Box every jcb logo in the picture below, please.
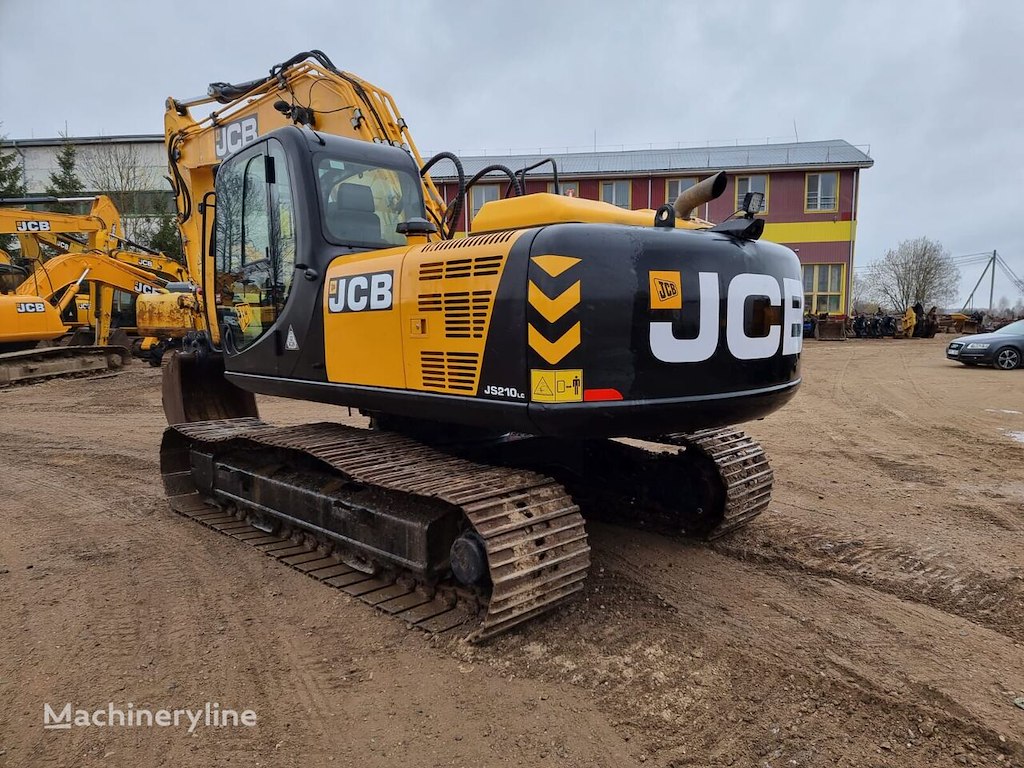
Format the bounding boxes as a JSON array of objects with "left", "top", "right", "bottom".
[
  {"left": 16, "top": 220, "right": 50, "bottom": 232},
  {"left": 16, "top": 302, "right": 46, "bottom": 313},
  {"left": 327, "top": 271, "right": 393, "bottom": 313},
  {"left": 137, "top": 258, "right": 154, "bottom": 268},
  {"left": 649, "top": 271, "right": 682, "bottom": 310},
  {"left": 215, "top": 116, "right": 259, "bottom": 159},
  {"left": 650, "top": 271, "right": 803, "bottom": 363},
  {"left": 133, "top": 282, "right": 158, "bottom": 294}
]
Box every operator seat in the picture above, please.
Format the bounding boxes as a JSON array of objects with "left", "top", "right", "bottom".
[{"left": 327, "top": 184, "right": 382, "bottom": 244}]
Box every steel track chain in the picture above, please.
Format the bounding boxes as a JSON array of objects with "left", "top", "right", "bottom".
[
  {"left": 658, "top": 427, "right": 774, "bottom": 538},
  {"left": 161, "top": 418, "right": 590, "bottom": 642}
]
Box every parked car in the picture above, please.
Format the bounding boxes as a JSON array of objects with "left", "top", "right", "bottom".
[{"left": 946, "top": 319, "right": 1024, "bottom": 370}]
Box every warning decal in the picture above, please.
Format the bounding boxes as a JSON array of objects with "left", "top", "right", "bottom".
[
  {"left": 530, "top": 369, "right": 583, "bottom": 403},
  {"left": 285, "top": 325, "right": 299, "bottom": 351}
]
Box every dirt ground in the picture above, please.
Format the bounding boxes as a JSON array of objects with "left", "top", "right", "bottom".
[{"left": 0, "top": 336, "right": 1021, "bottom": 767}]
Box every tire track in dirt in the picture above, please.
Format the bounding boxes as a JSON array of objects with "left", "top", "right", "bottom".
[
  {"left": 716, "top": 516, "right": 1024, "bottom": 643},
  {"left": 574, "top": 525, "right": 1023, "bottom": 763}
]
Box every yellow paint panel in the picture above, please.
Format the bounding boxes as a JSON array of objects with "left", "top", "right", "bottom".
[
  {"left": 531, "top": 369, "right": 583, "bottom": 403},
  {"left": 762, "top": 220, "right": 854, "bottom": 244},
  {"left": 649, "top": 271, "right": 682, "bottom": 309},
  {"left": 401, "top": 232, "right": 521, "bottom": 394},
  {"left": 528, "top": 280, "right": 581, "bottom": 322},
  {"left": 323, "top": 248, "right": 407, "bottom": 388}
]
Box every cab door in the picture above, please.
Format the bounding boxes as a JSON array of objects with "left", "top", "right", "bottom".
[{"left": 212, "top": 139, "right": 299, "bottom": 376}]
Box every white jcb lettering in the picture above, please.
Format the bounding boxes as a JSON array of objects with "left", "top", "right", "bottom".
[
  {"left": 326, "top": 271, "right": 394, "bottom": 313},
  {"left": 346, "top": 276, "right": 369, "bottom": 311},
  {"left": 15, "top": 220, "right": 50, "bottom": 232},
  {"left": 16, "top": 302, "right": 47, "bottom": 313},
  {"left": 782, "top": 277, "right": 803, "bottom": 356},
  {"left": 214, "top": 116, "right": 260, "bottom": 159},
  {"left": 649, "top": 272, "right": 719, "bottom": 363},
  {"left": 328, "top": 278, "right": 347, "bottom": 313},
  {"left": 650, "top": 271, "right": 800, "bottom": 363},
  {"left": 727, "top": 273, "right": 780, "bottom": 361},
  {"left": 369, "top": 272, "right": 393, "bottom": 310}
]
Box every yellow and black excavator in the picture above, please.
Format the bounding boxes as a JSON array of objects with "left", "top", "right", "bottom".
[
  {"left": 148, "top": 51, "right": 803, "bottom": 640},
  {"left": 0, "top": 237, "right": 171, "bottom": 385},
  {"left": 0, "top": 196, "right": 190, "bottom": 372}
]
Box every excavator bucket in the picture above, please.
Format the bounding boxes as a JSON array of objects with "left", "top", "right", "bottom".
[
  {"left": 815, "top": 317, "right": 848, "bottom": 340},
  {"left": 161, "top": 350, "right": 258, "bottom": 425}
]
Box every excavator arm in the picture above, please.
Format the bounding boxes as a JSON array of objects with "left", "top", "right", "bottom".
[
  {"left": 11, "top": 251, "right": 166, "bottom": 346},
  {"left": 162, "top": 51, "right": 446, "bottom": 343},
  {"left": 0, "top": 195, "right": 123, "bottom": 252}
]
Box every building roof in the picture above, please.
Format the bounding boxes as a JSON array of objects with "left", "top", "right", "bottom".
[
  {"left": 426, "top": 139, "right": 873, "bottom": 181},
  {"left": 2, "top": 134, "right": 872, "bottom": 179},
  {"left": 1, "top": 134, "right": 165, "bottom": 148}
]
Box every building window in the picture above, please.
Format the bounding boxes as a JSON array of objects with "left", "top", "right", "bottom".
[
  {"left": 547, "top": 181, "right": 579, "bottom": 197},
  {"left": 802, "top": 264, "right": 844, "bottom": 314},
  {"left": 666, "top": 178, "right": 699, "bottom": 214},
  {"left": 805, "top": 172, "right": 838, "bottom": 212},
  {"left": 470, "top": 184, "right": 500, "bottom": 219},
  {"left": 735, "top": 174, "right": 768, "bottom": 213},
  {"left": 600, "top": 180, "right": 630, "bottom": 208}
]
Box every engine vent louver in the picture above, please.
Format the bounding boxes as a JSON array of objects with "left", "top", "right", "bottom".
[
  {"left": 418, "top": 254, "right": 504, "bottom": 281},
  {"left": 419, "top": 351, "right": 479, "bottom": 393},
  {"left": 417, "top": 291, "right": 492, "bottom": 338},
  {"left": 420, "top": 231, "right": 516, "bottom": 252}
]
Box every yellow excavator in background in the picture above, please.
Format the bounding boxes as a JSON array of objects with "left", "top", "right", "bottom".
[
  {"left": 149, "top": 51, "right": 803, "bottom": 641},
  {"left": 0, "top": 250, "right": 172, "bottom": 384},
  {"left": 1, "top": 196, "right": 190, "bottom": 368}
]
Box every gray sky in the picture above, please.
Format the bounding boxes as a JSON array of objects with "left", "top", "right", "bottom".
[{"left": 2, "top": 0, "right": 1022, "bottom": 305}]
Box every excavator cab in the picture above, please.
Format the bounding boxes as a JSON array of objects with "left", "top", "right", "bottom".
[{"left": 207, "top": 127, "right": 423, "bottom": 374}]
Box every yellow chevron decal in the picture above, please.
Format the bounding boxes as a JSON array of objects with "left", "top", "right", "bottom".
[
  {"left": 528, "top": 280, "right": 581, "bottom": 323},
  {"left": 528, "top": 321, "right": 581, "bottom": 365},
  {"left": 531, "top": 255, "right": 580, "bottom": 277}
]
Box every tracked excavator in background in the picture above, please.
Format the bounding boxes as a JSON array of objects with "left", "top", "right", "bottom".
[
  {"left": 148, "top": 51, "right": 803, "bottom": 640},
  {"left": 0, "top": 196, "right": 190, "bottom": 375},
  {"left": 0, "top": 248, "right": 171, "bottom": 385}
]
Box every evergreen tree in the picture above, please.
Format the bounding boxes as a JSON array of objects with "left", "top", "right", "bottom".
[
  {"left": 0, "top": 140, "right": 26, "bottom": 198},
  {"left": 0, "top": 135, "right": 27, "bottom": 250},
  {"left": 146, "top": 215, "right": 184, "bottom": 262},
  {"left": 46, "top": 136, "right": 84, "bottom": 211}
]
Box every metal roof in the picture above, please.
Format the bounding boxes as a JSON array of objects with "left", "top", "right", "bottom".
[
  {"left": 426, "top": 139, "right": 873, "bottom": 181},
  {"left": 1, "top": 135, "right": 872, "bottom": 178},
  {"left": 1, "top": 134, "right": 164, "bottom": 148}
]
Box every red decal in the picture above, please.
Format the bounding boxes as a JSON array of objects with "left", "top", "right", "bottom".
[{"left": 583, "top": 388, "right": 623, "bottom": 402}]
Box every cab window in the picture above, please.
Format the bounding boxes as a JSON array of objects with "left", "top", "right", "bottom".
[
  {"left": 316, "top": 156, "right": 423, "bottom": 247},
  {"left": 214, "top": 139, "right": 297, "bottom": 351}
]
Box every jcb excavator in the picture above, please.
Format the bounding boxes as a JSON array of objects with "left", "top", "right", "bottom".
[
  {"left": 150, "top": 51, "right": 802, "bottom": 640},
  {"left": 0, "top": 196, "right": 189, "bottom": 364},
  {"left": 0, "top": 250, "right": 169, "bottom": 385}
]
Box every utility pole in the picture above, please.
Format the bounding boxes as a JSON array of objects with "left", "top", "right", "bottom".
[{"left": 989, "top": 250, "right": 996, "bottom": 311}]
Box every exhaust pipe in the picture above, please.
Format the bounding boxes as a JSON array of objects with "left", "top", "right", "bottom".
[{"left": 673, "top": 171, "right": 728, "bottom": 220}]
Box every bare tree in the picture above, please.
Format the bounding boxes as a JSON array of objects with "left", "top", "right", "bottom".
[
  {"left": 82, "top": 142, "right": 157, "bottom": 241},
  {"left": 864, "top": 237, "right": 960, "bottom": 313},
  {"left": 849, "top": 273, "right": 877, "bottom": 314}
]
